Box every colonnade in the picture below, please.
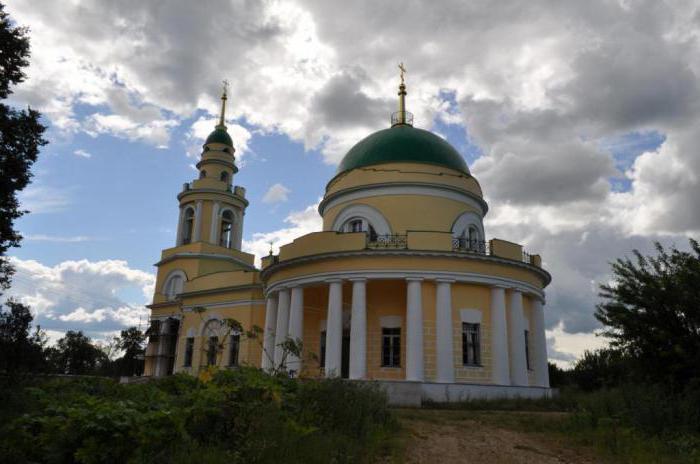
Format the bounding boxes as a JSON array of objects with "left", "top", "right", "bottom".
[{"left": 262, "top": 278, "right": 549, "bottom": 387}]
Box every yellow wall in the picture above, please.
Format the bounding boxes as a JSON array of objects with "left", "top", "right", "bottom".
[
  {"left": 323, "top": 196, "right": 482, "bottom": 234},
  {"left": 451, "top": 283, "right": 493, "bottom": 383}
]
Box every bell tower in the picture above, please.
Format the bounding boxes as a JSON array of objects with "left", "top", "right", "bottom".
[{"left": 175, "top": 81, "right": 248, "bottom": 250}]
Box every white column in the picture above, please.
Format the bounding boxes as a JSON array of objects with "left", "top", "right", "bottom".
[
  {"left": 235, "top": 210, "right": 244, "bottom": 250},
  {"left": 435, "top": 279, "right": 454, "bottom": 383},
  {"left": 193, "top": 200, "right": 203, "bottom": 242},
  {"left": 287, "top": 286, "right": 304, "bottom": 374},
  {"left": 405, "top": 278, "right": 424, "bottom": 381},
  {"left": 532, "top": 298, "right": 550, "bottom": 387},
  {"left": 507, "top": 289, "right": 528, "bottom": 386},
  {"left": 209, "top": 201, "right": 220, "bottom": 245},
  {"left": 325, "top": 279, "right": 343, "bottom": 378},
  {"left": 175, "top": 206, "right": 184, "bottom": 246},
  {"left": 261, "top": 294, "right": 278, "bottom": 371},
  {"left": 490, "top": 286, "right": 510, "bottom": 385},
  {"left": 155, "top": 320, "right": 170, "bottom": 377},
  {"left": 349, "top": 278, "right": 367, "bottom": 380},
  {"left": 273, "top": 288, "right": 290, "bottom": 369}
]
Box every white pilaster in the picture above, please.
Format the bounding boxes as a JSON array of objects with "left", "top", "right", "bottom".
[
  {"left": 325, "top": 279, "right": 343, "bottom": 378},
  {"left": 234, "top": 210, "right": 244, "bottom": 250},
  {"left": 507, "top": 289, "right": 528, "bottom": 386},
  {"left": 532, "top": 298, "right": 550, "bottom": 387},
  {"left": 193, "top": 200, "right": 203, "bottom": 242},
  {"left": 209, "top": 201, "right": 220, "bottom": 245},
  {"left": 349, "top": 279, "right": 367, "bottom": 380},
  {"left": 406, "top": 278, "right": 424, "bottom": 381},
  {"left": 261, "top": 294, "right": 278, "bottom": 371},
  {"left": 287, "top": 286, "right": 304, "bottom": 374},
  {"left": 490, "top": 286, "right": 510, "bottom": 385},
  {"left": 435, "top": 279, "right": 454, "bottom": 383},
  {"left": 175, "top": 206, "right": 184, "bottom": 246},
  {"left": 273, "top": 288, "right": 290, "bottom": 369}
]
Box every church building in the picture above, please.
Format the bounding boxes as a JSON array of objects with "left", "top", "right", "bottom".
[{"left": 144, "top": 74, "right": 552, "bottom": 402}]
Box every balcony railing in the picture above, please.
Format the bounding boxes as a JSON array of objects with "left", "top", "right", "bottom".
[
  {"left": 452, "top": 238, "right": 489, "bottom": 255},
  {"left": 522, "top": 251, "right": 532, "bottom": 264},
  {"left": 367, "top": 234, "right": 408, "bottom": 249}
]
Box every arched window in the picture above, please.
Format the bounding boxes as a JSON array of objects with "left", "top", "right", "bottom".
[
  {"left": 219, "top": 210, "right": 234, "bottom": 248},
  {"left": 343, "top": 218, "right": 378, "bottom": 241},
  {"left": 182, "top": 208, "right": 195, "bottom": 245},
  {"left": 199, "top": 170, "right": 207, "bottom": 179},
  {"left": 220, "top": 171, "right": 229, "bottom": 183},
  {"left": 163, "top": 274, "right": 184, "bottom": 300}
]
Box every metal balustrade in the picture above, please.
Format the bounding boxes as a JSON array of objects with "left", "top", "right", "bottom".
[
  {"left": 452, "top": 237, "right": 489, "bottom": 255},
  {"left": 366, "top": 234, "right": 408, "bottom": 249}
]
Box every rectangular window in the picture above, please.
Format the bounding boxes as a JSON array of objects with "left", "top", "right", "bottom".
[
  {"left": 183, "top": 337, "right": 194, "bottom": 367},
  {"left": 228, "top": 333, "right": 240, "bottom": 366},
  {"left": 524, "top": 329, "right": 531, "bottom": 370},
  {"left": 462, "top": 323, "right": 481, "bottom": 366},
  {"left": 381, "top": 327, "right": 401, "bottom": 367},
  {"left": 320, "top": 330, "right": 326, "bottom": 368},
  {"left": 207, "top": 336, "right": 218, "bottom": 366}
]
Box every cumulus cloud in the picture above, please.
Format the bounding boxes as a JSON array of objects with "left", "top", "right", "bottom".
[
  {"left": 9, "top": 0, "right": 700, "bottom": 361},
  {"left": 73, "top": 149, "right": 92, "bottom": 158},
  {"left": 262, "top": 183, "right": 291, "bottom": 204},
  {"left": 243, "top": 202, "right": 323, "bottom": 264},
  {"left": 5, "top": 257, "right": 155, "bottom": 340}
]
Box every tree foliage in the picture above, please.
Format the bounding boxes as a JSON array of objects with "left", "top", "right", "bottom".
[
  {"left": 0, "top": 299, "right": 46, "bottom": 374},
  {"left": 595, "top": 239, "right": 700, "bottom": 387},
  {"left": 0, "top": 2, "right": 47, "bottom": 291},
  {"left": 47, "top": 331, "right": 108, "bottom": 375}
]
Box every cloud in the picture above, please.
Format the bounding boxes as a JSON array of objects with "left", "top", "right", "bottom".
[
  {"left": 9, "top": 0, "right": 700, "bottom": 363},
  {"left": 5, "top": 257, "right": 155, "bottom": 340},
  {"left": 73, "top": 149, "right": 92, "bottom": 158},
  {"left": 262, "top": 183, "right": 291, "bottom": 204},
  {"left": 18, "top": 185, "right": 71, "bottom": 214},
  {"left": 243, "top": 201, "right": 323, "bottom": 265},
  {"left": 25, "top": 234, "right": 94, "bottom": 243}
]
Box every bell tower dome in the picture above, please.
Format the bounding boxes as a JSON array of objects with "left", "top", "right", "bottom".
[{"left": 175, "top": 82, "right": 248, "bottom": 250}]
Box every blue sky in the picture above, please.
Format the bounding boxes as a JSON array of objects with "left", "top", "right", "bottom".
[{"left": 6, "top": 0, "right": 699, "bottom": 366}]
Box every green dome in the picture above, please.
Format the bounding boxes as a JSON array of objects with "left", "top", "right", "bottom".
[
  {"left": 337, "top": 125, "right": 469, "bottom": 175},
  {"left": 205, "top": 126, "right": 233, "bottom": 146}
]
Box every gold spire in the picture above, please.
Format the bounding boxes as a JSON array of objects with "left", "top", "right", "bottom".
[
  {"left": 217, "top": 79, "right": 229, "bottom": 129},
  {"left": 394, "top": 62, "right": 411, "bottom": 126}
]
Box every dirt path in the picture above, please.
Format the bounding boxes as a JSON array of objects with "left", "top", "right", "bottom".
[{"left": 396, "top": 410, "right": 600, "bottom": 464}]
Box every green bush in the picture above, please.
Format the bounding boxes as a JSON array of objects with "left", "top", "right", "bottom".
[{"left": 0, "top": 370, "right": 397, "bottom": 464}]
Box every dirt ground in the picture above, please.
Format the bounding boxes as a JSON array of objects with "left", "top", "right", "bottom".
[{"left": 395, "top": 410, "right": 601, "bottom": 464}]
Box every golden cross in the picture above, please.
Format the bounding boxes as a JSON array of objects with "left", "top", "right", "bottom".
[
  {"left": 222, "top": 79, "right": 229, "bottom": 98},
  {"left": 398, "top": 62, "right": 406, "bottom": 85}
]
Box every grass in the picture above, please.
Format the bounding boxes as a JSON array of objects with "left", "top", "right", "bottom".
[{"left": 400, "top": 390, "right": 700, "bottom": 464}]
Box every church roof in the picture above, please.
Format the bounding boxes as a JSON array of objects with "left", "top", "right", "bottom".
[
  {"left": 205, "top": 126, "right": 233, "bottom": 146},
  {"left": 336, "top": 124, "right": 470, "bottom": 175}
]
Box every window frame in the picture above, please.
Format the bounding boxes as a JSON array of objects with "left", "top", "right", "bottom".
[
  {"left": 206, "top": 336, "right": 218, "bottom": 366},
  {"left": 183, "top": 337, "right": 194, "bottom": 367},
  {"left": 228, "top": 333, "right": 240, "bottom": 367},
  {"left": 381, "top": 327, "right": 401, "bottom": 368},
  {"left": 461, "top": 322, "right": 481, "bottom": 366},
  {"left": 219, "top": 210, "right": 234, "bottom": 248}
]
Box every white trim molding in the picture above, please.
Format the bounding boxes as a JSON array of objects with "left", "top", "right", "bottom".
[
  {"left": 265, "top": 269, "right": 544, "bottom": 301},
  {"left": 451, "top": 211, "right": 485, "bottom": 241},
  {"left": 182, "top": 299, "right": 265, "bottom": 312},
  {"left": 330, "top": 203, "right": 392, "bottom": 235}
]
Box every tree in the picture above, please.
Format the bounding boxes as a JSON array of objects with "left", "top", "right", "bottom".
[
  {"left": 115, "top": 326, "right": 146, "bottom": 376},
  {"left": 47, "top": 331, "right": 107, "bottom": 375},
  {"left": 595, "top": 239, "right": 700, "bottom": 387},
  {"left": 0, "top": 299, "right": 46, "bottom": 374},
  {"left": 0, "top": 2, "right": 47, "bottom": 291}
]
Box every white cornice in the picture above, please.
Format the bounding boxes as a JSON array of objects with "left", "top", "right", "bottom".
[
  {"left": 319, "top": 182, "right": 489, "bottom": 217},
  {"left": 265, "top": 269, "right": 545, "bottom": 302}
]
